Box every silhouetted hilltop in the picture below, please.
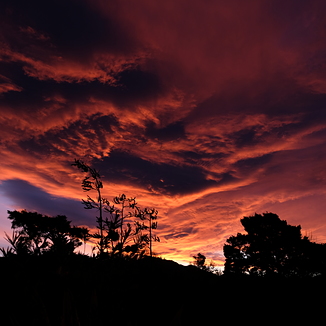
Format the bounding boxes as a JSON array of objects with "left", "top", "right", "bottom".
[
  {"left": 0, "top": 255, "right": 325, "bottom": 325},
  {"left": 0, "top": 255, "right": 218, "bottom": 326}
]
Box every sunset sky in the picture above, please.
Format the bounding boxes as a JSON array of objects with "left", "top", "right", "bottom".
[{"left": 1, "top": 0, "right": 326, "bottom": 266}]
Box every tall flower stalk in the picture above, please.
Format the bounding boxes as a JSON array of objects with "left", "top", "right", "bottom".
[
  {"left": 72, "top": 159, "right": 106, "bottom": 255},
  {"left": 135, "top": 208, "right": 160, "bottom": 257},
  {"left": 72, "top": 159, "right": 159, "bottom": 258}
]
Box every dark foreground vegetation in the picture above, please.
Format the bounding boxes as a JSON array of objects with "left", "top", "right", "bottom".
[
  {"left": 1, "top": 210, "right": 326, "bottom": 326},
  {"left": 1, "top": 254, "right": 326, "bottom": 326},
  {"left": 1, "top": 161, "right": 326, "bottom": 324},
  {"left": 224, "top": 212, "right": 326, "bottom": 277}
]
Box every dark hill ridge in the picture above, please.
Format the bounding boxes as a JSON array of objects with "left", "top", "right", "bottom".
[{"left": 0, "top": 255, "right": 325, "bottom": 325}]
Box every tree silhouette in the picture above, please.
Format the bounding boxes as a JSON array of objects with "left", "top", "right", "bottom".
[
  {"left": 193, "top": 253, "right": 206, "bottom": 268},
  {"left": 192, "top": 253, "right": 220, "bottom": 274},
  {"left": 223, "top": 212, "right": 324, "bottom": 277},
  {"left": 1, "top": 210, "right": 88, "bottom": 256},
  {"left": 72, "top": 159, "right": 159, "bottom": 258}
]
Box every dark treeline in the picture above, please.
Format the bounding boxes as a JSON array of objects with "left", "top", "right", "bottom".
[
  {"left": 1, "top": 211, "right": 326, "bottom": 325},
  {"left": 1, "top": 249, "right": 325, "bottom": 325},
  {"left": 1, "top": 160, "right": 326, "bottom": 324},
  {"left": 223, "top": 212, "right": 326, "bottom": 278}
]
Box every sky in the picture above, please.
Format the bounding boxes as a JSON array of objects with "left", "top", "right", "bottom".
[{"left": 1, "top": 0, "right": 326, "bottom": 266}]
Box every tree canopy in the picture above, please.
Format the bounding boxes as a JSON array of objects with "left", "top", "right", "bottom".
[
  {"left": 223, "top": 212, "right": 326, "bottom": 277},
  {"left": 1, "top": 210, "right": 89, "bottom": 257}
]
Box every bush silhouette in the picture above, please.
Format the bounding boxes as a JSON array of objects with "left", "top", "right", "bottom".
[
  {"left": 223, "top": 212, "right": 326, "bottom": 277},
  {"left": 1, "top": 210, "right": 88, "bottom": 256}
]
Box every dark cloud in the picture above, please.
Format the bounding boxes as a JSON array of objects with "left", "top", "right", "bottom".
[
  {"left": 164, "top": 232, "right": 190, "bottom": 240},
  {"left": 116, "top": 68, "right": 162, "bottom": 100},
  {"left": 1, "top": 0, "right": 136, "bottom": 60},
  {"left": 233, "top": 154, "right": 273, "bottom": 175},
  {"left": 145, "top": 121, "right": 186, "bottom": 141},
  {"left": 231, "top": 128, "right": 260, "bottom": 148},
  {"left": 181, "top": 151, "right": 227, "bottom": 168},
  {"left": 0, "top": 179, "right": 93, "bottom": 226},
  {"left": 0, "top": 66, "right": 159, "bottom": 110},
  {"left": 93, "top": 150, "right": 219, "bottom": 196},
  {"left": 0, "top": 62, "right": 50, "bottom": 109},
  {"left": 16, "top": 113, "right": 121, "bottom": 159}
]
